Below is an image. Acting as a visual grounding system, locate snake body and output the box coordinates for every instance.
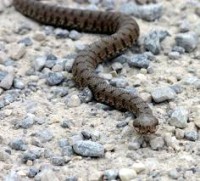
[13,0,158,134]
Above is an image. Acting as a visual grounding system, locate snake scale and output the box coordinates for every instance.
[13,0,158,134]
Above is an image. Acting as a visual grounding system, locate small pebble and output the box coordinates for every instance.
[46,72,64,86]
[168,169,180,179]
[128,54,150,68]
[175,32,198,52]
[13,79,25,89]
[119,168,137,181]
[61,146,74,157]
[120,3,162,21]
[32,31,46,41]
[51,156,65,166]
[73,140,104,157]
[103,169,118,180]
[33,129,54,143]
[60,119,73,129]
[27,167,39,178]
[151,86,176,103]
[18,115,35,129]
[69,30,81,40]
[22,149,42,163]
[172,46,185,54]
[9,138,27,151]
[10,43,26,60]
[54,28,69,38]
[78,87,93,103]
[169,107,188,129]
[33,56,46,71]
[149,137,165,150]
[0,73,14,90]
[66,94,81,107]
[58,139,70,148]
[143,30,169,54]
[168,51,181,60]
[111,62,123,71]
[18,37,33,46]
[64,58,74,72]
[65,176,78,181]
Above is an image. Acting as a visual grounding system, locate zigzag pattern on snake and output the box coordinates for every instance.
[13,0,159,134]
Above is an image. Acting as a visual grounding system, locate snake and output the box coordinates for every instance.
[13,0,159,134]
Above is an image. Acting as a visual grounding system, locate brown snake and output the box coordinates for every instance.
[13,0,159,134]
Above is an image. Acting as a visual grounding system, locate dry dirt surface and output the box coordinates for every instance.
[0,0,200,180]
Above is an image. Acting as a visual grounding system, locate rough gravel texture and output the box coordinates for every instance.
[0,0,200,180]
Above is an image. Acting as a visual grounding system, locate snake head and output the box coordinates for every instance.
[133,113,159,134]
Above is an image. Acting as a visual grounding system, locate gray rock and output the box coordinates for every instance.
[18,37,33,46]
[66,94,81,107]
[104,169,118,180]
[170,84,183,94]
[151,87,176,103]
[61,146,74,157]
[58,139,70,148]
[175,32,198,52]
[78,87,93,103]
[111,62,123,71]
[143,30,169,55]
[69,30,81,40]
[19,115,35,129]
[34,129,54,143]
[102,0,115,9]
[33,56,46,71]
[64,58,74,72]
[172,46,185,54]
[9,138,27,151]
[184,131,198,141]
[128,54,150,68]
[110,78,129,88]
[46,72,64,86]
[45,59,57,69]
[169,107,188,129]
[46,54,57,61]
[15,23,32,35]
[168,51,181,60]
[51,87,68,97]
[0,149,10,162]
[75,42,86,52]
[22,149,42,163]
[182,76,199,85]
[73,140,104,157]
[13,79,25,89]
[0,73,14,90]
[3,90,20,105]
[27,167,39,178]
[149,137,165,150]
[60,119,73,129]
[70,134,84,144]
[179,20,190,33]
[88,0,100,5]
[168,169,180,179]
[51,156,65,166]
[65,176,78,181]
[54,28,69,38]
[120,3,162,21]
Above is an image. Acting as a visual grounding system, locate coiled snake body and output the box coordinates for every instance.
[13,0,158,134]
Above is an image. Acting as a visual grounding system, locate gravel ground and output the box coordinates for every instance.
[0,0,200,180]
